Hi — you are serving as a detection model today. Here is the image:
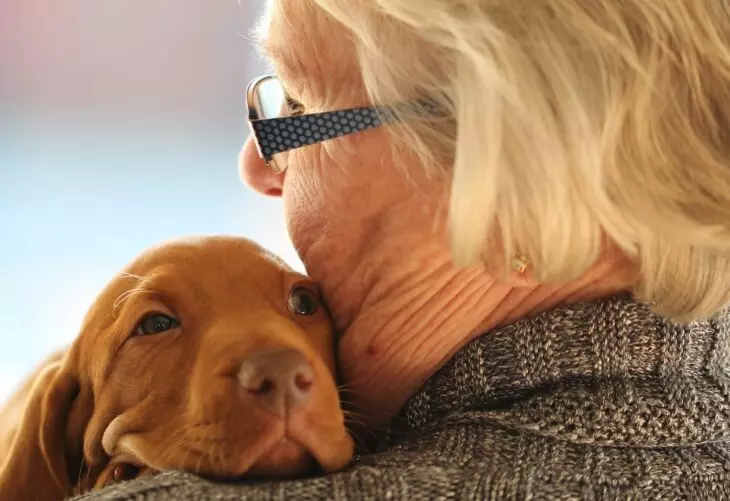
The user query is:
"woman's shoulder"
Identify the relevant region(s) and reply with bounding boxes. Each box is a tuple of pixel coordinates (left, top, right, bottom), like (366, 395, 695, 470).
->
(71, 419, 730, 500)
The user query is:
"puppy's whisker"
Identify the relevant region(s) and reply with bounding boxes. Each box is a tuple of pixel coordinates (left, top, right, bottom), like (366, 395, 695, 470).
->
(342, 408, 379, 428)
(339, 388, 370, 396)
(117, 272, 147, 282)
(159, 430, 188, 471)
(344, 421, 379, 437)
(75, 458, 83, 487)
(74, 456, 88, 493)
(176, 440, 194, 474)
(217, 444, 225, 476)
(343, 410, 376, 426)
(346, 428, 370, 454)
(112, 273, 153, 307)
(336, 384, 371, 395)
(342, 408, 368, 418)
(175, 430, 195, 466)
(113, 287, 153, 313)
(337, 387, 376, 398)
(344, 417, 373, 433)
(336, 375, 379, 389)
(177, 432, 200, 473)
(338, 399, 393, 422)
(114, 287, 150, 306)
(342, 409, 387, 445)
(344, 416, 379, 436)
(336, 382, 365, 391)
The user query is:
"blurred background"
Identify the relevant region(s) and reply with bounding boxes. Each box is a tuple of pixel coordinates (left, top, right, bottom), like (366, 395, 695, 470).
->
(0, 0, 298, 402)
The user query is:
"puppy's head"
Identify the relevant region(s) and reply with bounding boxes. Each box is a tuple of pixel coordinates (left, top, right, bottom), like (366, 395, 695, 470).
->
(8, 236, 354, 496)
(93, 236, 353, 479)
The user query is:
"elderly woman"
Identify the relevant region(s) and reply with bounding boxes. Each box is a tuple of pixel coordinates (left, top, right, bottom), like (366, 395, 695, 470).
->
(80, 0, 730, 499)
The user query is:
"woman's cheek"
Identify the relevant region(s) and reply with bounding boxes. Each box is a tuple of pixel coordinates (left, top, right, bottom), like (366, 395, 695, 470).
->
(282, 148, 332, 251)
(281, 135, 391, 257)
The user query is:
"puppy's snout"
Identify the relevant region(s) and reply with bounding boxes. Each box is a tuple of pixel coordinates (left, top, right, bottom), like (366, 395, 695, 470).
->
(237, 349, 315, 417)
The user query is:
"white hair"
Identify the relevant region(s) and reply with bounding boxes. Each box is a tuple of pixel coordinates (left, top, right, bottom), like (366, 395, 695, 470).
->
(309, 0, 730, 322)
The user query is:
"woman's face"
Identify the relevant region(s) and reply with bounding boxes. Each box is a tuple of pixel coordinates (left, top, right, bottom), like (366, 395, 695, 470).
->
(239, 0, 448, 332)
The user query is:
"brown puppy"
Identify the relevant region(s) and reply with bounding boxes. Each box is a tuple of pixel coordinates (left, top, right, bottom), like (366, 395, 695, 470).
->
(0, 236, 354, 500)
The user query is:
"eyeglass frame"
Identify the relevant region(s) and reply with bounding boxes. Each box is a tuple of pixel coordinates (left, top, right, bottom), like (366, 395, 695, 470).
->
(246, 74, 440, 173)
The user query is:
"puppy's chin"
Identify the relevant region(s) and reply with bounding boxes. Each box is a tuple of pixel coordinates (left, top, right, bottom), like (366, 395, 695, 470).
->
(287, 412, 356, 474)
(108, 429, 312, 480)
(111, 430, 344, 481)
(244, 438, 317, 479)
(102, 405, 355, 480)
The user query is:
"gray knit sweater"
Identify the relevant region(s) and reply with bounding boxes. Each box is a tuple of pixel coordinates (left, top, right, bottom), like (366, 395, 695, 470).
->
(72, 295, 730, 500)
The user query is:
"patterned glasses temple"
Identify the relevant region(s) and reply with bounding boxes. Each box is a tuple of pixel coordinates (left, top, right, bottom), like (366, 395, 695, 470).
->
(246, 75, 441, 165)
(250, 106, 390, 162)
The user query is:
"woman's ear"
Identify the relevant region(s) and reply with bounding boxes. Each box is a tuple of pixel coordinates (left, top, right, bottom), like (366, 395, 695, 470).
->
(0, 356, 91, 501)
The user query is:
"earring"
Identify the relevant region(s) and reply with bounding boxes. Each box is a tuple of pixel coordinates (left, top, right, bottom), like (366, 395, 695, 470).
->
(511, 254, 530, 274)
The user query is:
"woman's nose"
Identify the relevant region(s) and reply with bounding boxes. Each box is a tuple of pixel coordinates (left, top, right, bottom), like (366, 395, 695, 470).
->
(239, 136, 285, 197)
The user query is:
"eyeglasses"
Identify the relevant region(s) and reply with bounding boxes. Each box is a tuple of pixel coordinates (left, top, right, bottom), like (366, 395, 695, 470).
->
(246, 74, 439, 173)
(246, 74, 392, 173)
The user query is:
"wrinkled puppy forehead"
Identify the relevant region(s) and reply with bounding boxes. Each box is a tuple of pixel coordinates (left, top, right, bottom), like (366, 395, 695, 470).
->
(133, 236, 292, 274)
(79, 237, 299, 335)
(125, 236, 298, 303)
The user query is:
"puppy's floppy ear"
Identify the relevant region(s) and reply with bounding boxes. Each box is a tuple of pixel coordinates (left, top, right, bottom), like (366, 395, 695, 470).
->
(0, 355, 92, 501)
(0, 348, 68, 465)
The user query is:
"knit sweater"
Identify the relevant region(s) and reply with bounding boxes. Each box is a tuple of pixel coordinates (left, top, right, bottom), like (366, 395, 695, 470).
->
(71, 295, 730, 500)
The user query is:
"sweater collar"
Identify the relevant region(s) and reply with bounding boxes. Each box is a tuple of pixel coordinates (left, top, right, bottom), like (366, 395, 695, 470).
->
(399, 295, 730, 447)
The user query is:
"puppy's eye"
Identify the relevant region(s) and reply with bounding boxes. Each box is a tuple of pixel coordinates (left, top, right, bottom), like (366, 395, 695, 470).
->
(288, 286, 319, 316)
(134, 313, 179, 336)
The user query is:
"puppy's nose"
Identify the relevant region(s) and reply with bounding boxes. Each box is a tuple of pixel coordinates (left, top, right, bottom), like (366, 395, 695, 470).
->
(237, 349, 315, 417)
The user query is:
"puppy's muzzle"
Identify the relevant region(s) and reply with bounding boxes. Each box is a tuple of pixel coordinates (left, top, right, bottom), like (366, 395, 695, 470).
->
(237, 349, 314, 417)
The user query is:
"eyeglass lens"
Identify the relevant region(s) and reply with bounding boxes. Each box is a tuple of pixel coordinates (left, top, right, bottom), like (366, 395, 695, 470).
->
(252, 78, 288, 120)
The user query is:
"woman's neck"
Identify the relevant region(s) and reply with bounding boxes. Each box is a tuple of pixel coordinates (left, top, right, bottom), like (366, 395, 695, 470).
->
(329, 240, 635, 434)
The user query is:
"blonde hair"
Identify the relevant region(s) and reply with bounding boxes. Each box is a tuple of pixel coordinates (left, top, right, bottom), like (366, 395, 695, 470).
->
(310, 0, 730, 322)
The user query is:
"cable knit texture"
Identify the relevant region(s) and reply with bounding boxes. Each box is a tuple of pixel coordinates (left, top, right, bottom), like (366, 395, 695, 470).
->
(71, 295, 730, 500)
